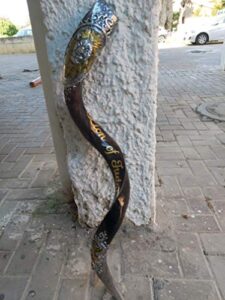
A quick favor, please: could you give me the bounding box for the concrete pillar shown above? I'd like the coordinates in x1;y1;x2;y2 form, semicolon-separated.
221;39;225;71
27;0;73;198
27;0;159;227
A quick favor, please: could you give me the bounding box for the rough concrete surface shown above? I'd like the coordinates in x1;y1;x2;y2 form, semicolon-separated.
34;0;159;227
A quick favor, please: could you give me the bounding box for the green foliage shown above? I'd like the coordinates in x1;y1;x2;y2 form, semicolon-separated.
172;12;180;30
0;18;18;37
211;0;225;15
193;7;202;17
217;0;225;9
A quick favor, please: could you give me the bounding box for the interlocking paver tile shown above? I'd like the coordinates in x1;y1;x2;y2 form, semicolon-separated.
152;278;220;300
0;231;19;252
205;159;225;167
62;230;91;279
0;251;11;273
0;155;33;179
194;146;217;160
211;145;225;160
176;232;211;279
159;176;183;198
6;188;47;201
172;215;220;233
0;201;18;228
208;166;225;186
189;198;214;215
6;230;45;275
202;186;225;201
4;147;25;162
212;201;225;231
200;233;225;255
24;230;66;300
0;179;31;189
208;256;225;300
57;278;89;300
0;277;28;300
31;169;56;188
122;275;153;300
161;196;189;215
122;242;181;278
0;143;16;155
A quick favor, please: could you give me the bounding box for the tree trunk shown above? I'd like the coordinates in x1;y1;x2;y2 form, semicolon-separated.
160;0;173;30
179;0;193;26
179;6;186;25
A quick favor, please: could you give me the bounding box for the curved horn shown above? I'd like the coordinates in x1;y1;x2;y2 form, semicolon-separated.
64;1;130;299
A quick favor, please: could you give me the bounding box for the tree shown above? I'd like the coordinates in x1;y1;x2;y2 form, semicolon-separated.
0;19;18;37
159;0;173;30
179;0;193;25
211;0;225;15
213;0;225;8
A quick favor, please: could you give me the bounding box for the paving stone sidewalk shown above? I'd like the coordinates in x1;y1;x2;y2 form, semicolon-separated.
0;45;225;300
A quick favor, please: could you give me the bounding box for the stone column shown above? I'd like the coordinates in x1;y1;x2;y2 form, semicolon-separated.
221;39;225;71
27;0;159;227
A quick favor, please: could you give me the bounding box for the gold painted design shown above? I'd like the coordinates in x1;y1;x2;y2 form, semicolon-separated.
118;196;125;207
87;114;120;155
105;145;120;155
87;113;106;141
64;27;105;85
111;160;124;189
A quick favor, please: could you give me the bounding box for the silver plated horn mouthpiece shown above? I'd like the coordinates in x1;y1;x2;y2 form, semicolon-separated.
64;0;118;87
81;0;118;37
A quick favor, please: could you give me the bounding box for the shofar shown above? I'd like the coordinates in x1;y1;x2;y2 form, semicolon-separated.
63;1;130;299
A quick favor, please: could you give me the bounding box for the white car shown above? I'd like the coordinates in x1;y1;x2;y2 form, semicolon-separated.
14;28;32;37
158;27;168;43
184;16;225;45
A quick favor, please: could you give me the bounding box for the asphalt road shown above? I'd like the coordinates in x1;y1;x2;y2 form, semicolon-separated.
159;43;224;72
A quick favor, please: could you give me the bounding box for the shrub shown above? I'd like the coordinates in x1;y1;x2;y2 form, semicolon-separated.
172;12;180;30
211;0;225;15
0;18;18;37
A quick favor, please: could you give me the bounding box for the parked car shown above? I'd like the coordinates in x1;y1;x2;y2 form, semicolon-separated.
158;27;168;43
183;16;225;45
14;28;32;37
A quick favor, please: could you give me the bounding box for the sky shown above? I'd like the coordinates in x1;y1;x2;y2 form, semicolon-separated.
0;0;30;26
